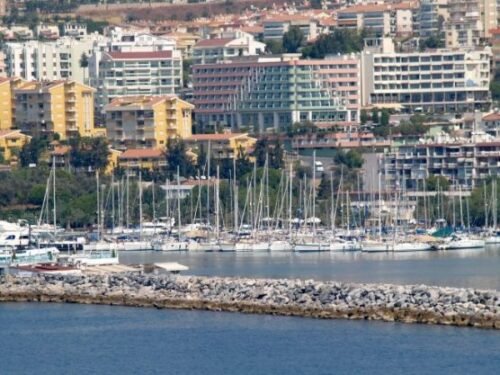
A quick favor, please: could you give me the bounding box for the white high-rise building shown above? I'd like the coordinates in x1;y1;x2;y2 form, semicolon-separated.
88;27;182;114
3;36;102;84
361;41;491;113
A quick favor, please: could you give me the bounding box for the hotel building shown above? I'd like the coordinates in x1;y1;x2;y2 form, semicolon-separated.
104;95;193;150
192;54;360;132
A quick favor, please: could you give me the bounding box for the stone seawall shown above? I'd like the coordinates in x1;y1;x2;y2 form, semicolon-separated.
1;274;499;329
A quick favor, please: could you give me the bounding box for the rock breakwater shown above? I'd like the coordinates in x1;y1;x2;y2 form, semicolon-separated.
1;274;499;329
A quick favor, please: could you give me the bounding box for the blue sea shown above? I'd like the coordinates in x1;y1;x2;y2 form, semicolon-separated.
2;248;500;374
0;303;499;375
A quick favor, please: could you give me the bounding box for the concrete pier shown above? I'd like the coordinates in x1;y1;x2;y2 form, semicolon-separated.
1;274;499;329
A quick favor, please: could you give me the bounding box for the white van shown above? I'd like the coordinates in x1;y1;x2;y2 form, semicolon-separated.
314;161;324;172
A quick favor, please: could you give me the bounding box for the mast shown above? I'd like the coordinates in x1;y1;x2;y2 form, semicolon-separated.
312;150;316;237
330;171;334;235
216;165;220;239
139;171;143;239
206;140;211;226
126;172;130;229
177;166;182;239
96;170;100;241
233;157;238;232
52;156;56;235
288;162;293;238
111;173;115;232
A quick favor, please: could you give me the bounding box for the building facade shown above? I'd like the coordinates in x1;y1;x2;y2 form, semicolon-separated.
381;134;500;190
361;47;491;113
3;36;98;83
444;0;483;48
95;50;183;114
104;95;193;150
0;130;31;163
14;80;95;140
192;54;360;132
184;133;257;160
192;32;265;65
0;77;25;131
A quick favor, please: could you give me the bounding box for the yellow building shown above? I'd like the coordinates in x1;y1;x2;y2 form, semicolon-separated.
185;133;257;160
0;129;31;163
14;80;95;140
0;77;25;131
118;148;166;170
163;32;201;59
104;95;194;151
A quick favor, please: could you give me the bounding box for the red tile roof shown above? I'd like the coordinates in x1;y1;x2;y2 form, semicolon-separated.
51;145;71;156
106;51;172;60
186;133;247;141
195;38;234;48
120;148;164;159
482;112;500;121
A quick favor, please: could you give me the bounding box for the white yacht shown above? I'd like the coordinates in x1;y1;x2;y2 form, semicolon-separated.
269;240;293;252
439;235;485;250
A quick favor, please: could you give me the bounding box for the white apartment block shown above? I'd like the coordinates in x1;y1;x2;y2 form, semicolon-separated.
263;16;320;41
63;23;88;39
88;30;176;86
337;3;416;38
95;50;183;114
444;0;484;48
3;36;101;84
361;42;491;113
192;31;265;65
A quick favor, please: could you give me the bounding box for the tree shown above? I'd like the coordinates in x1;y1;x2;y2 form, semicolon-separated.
419;34;444;51
360;109;368;125
302;30;364;59
70;136;110;172
334;149;364;169
265;39;284;54
426;175;450;192
165;138;195;178
252;138;284;168
310;0;322;9
491;80;500;101
283;26;304;53
380;109;390;127
79;53;89;68
183;59;193;88
19;136;49;167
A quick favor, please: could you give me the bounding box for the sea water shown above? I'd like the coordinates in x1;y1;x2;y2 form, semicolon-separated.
0;303;499;375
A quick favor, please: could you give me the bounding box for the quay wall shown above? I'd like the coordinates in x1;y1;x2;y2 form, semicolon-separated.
0;274;499;329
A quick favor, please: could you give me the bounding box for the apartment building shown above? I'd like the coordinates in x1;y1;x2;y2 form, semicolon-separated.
192;31;265;65
481;112;500;137
337;2;416;37
361;43;491;113
192;54;361;132
95;50;183;114
416;0;448;38
184;133;257;160
0;77;25;130
0;51;5;78
0;130;31;163
444;0;483;48
63;23;87;39
381;134;500;190
118;148;166;170
479;0;498;38
262;16;320;41
3;36;100;84
14;80;95;140
104;95;194;150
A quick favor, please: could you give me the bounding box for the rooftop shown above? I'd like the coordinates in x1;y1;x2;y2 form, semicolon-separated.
106;51;173;60
120;148;164;159
186;133;248;142
194;37;234;48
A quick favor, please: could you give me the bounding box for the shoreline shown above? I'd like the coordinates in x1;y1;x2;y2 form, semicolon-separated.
1;274;499;329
